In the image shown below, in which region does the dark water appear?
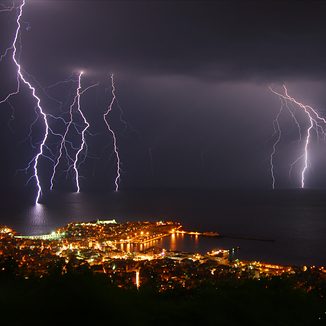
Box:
[1,188,326,268]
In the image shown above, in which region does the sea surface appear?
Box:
[1,188,326,268]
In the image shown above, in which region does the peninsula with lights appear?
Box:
[2,219,232,280]
[1,219,324,287]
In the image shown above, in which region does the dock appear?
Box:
[177,230,274,242]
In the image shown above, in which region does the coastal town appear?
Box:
[0,220,325,293]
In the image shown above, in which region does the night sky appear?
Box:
[1,1,326,203]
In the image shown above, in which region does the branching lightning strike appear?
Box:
[0,0,50,204]
[269,85,326,188]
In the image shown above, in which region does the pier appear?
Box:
[176,230,274,242]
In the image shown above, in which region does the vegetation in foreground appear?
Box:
[0,262,325,326]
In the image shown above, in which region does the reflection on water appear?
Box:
[17,201,76,236]
[193,234,199,252]
[25,204,51,235]
[30,204,46,223]
[170,233,176,251]
[117,233,237,258]
[119,238,166,252]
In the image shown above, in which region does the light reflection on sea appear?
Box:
[24,204,55,236]
[118,233,245,263]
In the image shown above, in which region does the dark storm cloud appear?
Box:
[21,1,326,84]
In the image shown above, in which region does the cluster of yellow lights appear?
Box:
[0,228,12,233]
[7,221,324,275]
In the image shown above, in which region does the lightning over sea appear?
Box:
[268,85,326,189]
[0,0,133,204]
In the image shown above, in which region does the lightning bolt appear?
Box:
[49,74,82,191]
[73,72,99,192]
[49,72,99,192]
[103,74,121,191]
[0,0,51,204]
[0,2,22,104]
[0,3,18,62]
[269,85,326,188]
[268,100,283,189]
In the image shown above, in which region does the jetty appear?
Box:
[176,230,274,242]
